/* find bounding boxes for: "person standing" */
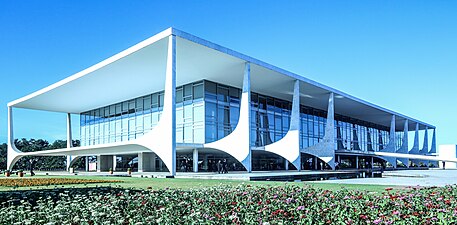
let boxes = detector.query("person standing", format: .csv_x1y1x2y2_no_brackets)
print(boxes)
216,160,222,174
222,159,228,174
29,158,37,176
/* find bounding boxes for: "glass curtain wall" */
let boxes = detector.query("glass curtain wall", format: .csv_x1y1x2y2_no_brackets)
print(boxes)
80,81,204,146
204,81,241,143
80,79,399,153
250,93,291,147
335,116,390,152
299,107,326,149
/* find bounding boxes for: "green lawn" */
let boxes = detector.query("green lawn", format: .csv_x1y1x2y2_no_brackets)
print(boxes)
0,175,394,193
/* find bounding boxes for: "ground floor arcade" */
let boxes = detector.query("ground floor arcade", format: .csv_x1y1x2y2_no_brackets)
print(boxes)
70,148,429,173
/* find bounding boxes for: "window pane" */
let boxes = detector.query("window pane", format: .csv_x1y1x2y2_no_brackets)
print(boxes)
193,83,204,99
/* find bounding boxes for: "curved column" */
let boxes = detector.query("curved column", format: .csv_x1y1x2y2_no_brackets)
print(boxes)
204,62,252,172
409,123,420,166
379,115,397,168
396,120,409,167
264,80,300,170
429,129,436,154
428,129,438,167
419,127,429,166
133,34,177,176
68,155,84,169
301,93,335,170
7,106,24,170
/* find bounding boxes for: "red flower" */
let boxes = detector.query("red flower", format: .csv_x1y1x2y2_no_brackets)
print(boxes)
385,187,393,191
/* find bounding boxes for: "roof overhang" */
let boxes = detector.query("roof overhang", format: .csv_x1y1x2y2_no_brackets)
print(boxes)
8,28,434,130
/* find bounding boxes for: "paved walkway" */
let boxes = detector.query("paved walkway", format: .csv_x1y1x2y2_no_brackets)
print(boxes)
37,170,359,181
311,169,457,187
36,169,457,187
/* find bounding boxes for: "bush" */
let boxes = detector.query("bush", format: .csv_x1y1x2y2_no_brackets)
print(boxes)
0,184,456,224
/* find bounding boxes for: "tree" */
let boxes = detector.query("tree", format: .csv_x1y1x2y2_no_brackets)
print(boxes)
0,138,82,170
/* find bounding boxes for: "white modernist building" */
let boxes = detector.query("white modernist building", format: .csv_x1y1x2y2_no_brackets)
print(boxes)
7,28,454,175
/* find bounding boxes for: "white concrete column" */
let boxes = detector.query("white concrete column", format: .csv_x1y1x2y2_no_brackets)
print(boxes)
85,156,89,172
138,152,156,172
379,115,397,168
264,80,301,170
419,127,429,166
302,92,336,170
138,153,145,172
96,155,101,172
113,155,117,171
396,120,409,167
67,113,73,148
135,34,176,175
166,35,177,176
285,161,289,171
421,127,429,154
66,113,73,171
97,155,113,172
429,129,437,154
7,106,22,170
203,62,252,172
193,149,198,172
356,156,359,169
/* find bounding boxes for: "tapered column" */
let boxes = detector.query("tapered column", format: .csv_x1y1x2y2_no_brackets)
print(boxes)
396,120,409,167
379,115,397,168
302,93,335,169
7,106,22,170
421,128,429,155
193,149,198,172
164,35,177,175
204,62,252,172
264,80,301,170
240,63,252,172
409,123,420,166
419,127,429,166
135,34,176,175
429,129,436,154
429,129,437,167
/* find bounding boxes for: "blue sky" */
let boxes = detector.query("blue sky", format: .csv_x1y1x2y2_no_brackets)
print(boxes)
0,1,456,147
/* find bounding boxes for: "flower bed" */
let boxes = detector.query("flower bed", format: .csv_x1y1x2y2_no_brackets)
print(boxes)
0,178,121,187
0,184,456,224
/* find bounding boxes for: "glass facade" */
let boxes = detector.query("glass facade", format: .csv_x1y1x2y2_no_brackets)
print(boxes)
250,93,291,147
80,79,396,153
80,81,204,146
300,107,326,149
204,81,241,143
335,117,390,152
